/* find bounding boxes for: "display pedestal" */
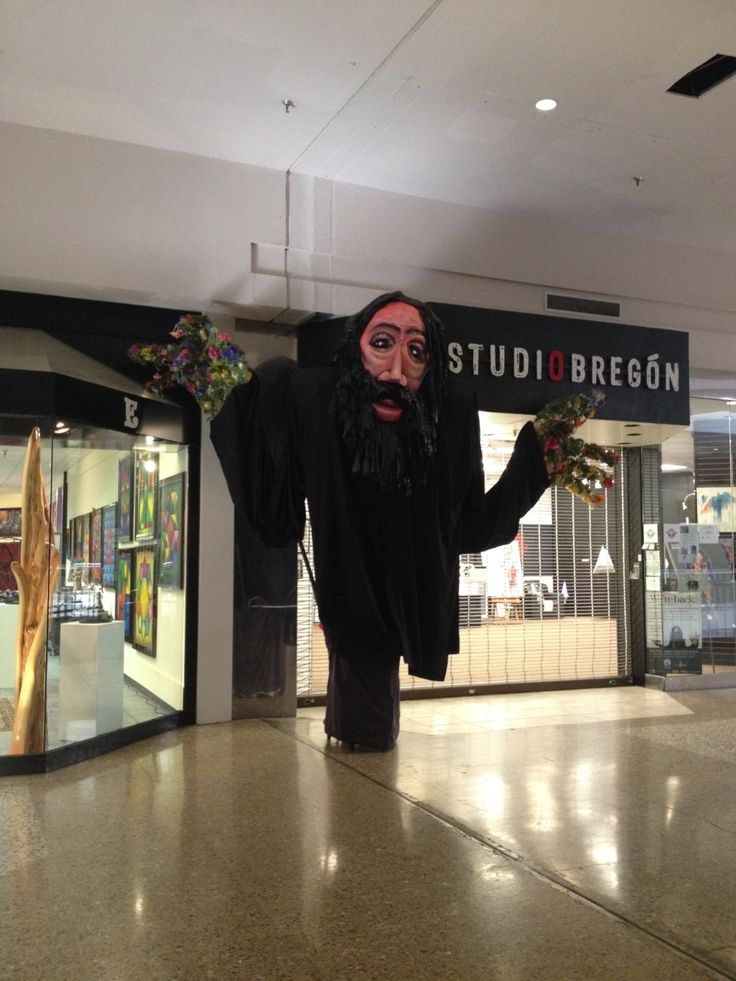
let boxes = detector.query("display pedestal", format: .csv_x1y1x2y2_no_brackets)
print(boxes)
0,603,19,689
59,620,124,740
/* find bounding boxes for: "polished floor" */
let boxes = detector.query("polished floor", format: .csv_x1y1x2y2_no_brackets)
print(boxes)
4,686,736,979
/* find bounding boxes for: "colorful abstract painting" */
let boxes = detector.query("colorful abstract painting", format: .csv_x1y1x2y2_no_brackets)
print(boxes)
134,547,157,657
135,451,158,540
118,454,133,542
102,504,116,588
159,473,185,589
116,549,134,641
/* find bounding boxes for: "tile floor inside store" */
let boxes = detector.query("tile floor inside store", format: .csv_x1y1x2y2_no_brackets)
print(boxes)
0,654,174,755
4,686,736,979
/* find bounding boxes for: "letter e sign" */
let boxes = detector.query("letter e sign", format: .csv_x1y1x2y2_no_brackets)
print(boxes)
123,396,140,429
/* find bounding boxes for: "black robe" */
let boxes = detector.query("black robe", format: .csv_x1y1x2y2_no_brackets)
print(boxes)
211,365,549,682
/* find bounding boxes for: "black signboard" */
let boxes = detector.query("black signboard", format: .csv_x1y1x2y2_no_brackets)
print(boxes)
299,301,690,425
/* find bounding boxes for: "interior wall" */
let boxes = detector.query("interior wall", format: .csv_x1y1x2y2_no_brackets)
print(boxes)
2,122,736,388
0,121,288,318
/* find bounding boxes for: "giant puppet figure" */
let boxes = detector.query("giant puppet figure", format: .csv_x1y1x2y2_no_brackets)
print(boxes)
131,291,616,751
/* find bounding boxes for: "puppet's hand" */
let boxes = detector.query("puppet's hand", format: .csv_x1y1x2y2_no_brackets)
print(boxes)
534,391,619,506
129,314,251,419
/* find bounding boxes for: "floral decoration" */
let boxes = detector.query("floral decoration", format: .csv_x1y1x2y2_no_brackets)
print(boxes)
128,313,250,419
535,391,619,506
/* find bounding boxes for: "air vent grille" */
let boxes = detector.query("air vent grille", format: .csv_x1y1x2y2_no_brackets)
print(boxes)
668,53,736,98
545,293,621,318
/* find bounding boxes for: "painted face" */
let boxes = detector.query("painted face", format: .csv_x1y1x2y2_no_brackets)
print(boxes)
358,301,428,422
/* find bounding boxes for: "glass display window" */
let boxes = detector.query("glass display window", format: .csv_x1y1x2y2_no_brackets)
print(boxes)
0,329,196,773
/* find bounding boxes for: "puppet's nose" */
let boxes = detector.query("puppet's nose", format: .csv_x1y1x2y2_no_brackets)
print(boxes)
382,347,407,387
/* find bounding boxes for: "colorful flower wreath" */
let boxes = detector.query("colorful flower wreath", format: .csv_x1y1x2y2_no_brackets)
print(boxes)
535,391,619,506
128,313,250,419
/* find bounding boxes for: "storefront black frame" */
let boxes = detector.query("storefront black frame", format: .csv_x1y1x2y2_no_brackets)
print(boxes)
0,292,201,775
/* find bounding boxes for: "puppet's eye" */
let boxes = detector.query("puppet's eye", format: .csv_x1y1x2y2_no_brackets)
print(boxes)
408,342,427,363
369,333,393,350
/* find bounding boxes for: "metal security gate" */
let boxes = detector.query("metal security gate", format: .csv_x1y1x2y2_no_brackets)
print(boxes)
296,436,629,700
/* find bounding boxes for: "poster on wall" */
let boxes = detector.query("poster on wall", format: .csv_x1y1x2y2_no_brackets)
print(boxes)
116,549,134,641
134,546,157,657
659,592,702,649
135,451,158,540
697,487,736,533
102,504,116,588
89,509,102,584
159,473,185,589
118,454,133,542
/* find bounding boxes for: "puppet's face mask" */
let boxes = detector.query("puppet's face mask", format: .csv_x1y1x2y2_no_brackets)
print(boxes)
359,302,428,423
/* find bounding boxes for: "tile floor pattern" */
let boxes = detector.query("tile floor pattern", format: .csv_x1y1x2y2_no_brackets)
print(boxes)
4,687,736,979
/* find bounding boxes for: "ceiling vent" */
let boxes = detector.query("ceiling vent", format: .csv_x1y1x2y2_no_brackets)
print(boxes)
668,53,736,97
545,293,620,319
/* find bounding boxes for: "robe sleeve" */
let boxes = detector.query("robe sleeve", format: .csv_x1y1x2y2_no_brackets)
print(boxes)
459,420,550,553
209,365,305,548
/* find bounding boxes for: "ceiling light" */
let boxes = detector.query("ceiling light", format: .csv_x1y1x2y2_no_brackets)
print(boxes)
54,421,70,435
661,464,689,473
535,98,557,112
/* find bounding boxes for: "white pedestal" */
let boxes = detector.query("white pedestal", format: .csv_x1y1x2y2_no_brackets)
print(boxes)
59,620,124,740
0,604,19,690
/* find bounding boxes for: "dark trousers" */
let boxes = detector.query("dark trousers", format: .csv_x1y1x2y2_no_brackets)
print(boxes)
324,652,401,750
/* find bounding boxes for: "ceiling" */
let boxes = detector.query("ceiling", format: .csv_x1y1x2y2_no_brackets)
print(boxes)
2,0,736,254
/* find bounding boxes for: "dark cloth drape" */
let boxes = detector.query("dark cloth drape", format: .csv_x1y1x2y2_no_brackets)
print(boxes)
211,366,549,685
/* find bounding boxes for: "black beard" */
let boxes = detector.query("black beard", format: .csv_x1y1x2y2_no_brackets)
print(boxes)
332,364,438,495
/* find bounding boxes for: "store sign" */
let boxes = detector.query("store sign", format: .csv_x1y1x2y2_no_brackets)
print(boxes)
432,302,690,424
123,396,140,429
299,300,690,425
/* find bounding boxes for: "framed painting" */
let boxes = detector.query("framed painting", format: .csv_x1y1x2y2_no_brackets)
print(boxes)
82,512,91,566
72,513,89,563
102,504,117,588
71,517,82,561
134,451,158,541
89,509,102,584
115,549,134,642
0,508,22,537
159,473,185,589
133,546,157,657
117,453,133,543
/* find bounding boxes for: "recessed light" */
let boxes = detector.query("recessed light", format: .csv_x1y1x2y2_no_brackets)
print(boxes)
535,98,557,112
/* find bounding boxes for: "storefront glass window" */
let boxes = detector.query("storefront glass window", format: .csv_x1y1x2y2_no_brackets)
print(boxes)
649,399,736,677
0,419,188,757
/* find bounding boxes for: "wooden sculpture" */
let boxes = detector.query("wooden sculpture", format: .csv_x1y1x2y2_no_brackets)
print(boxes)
10,428,60,755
